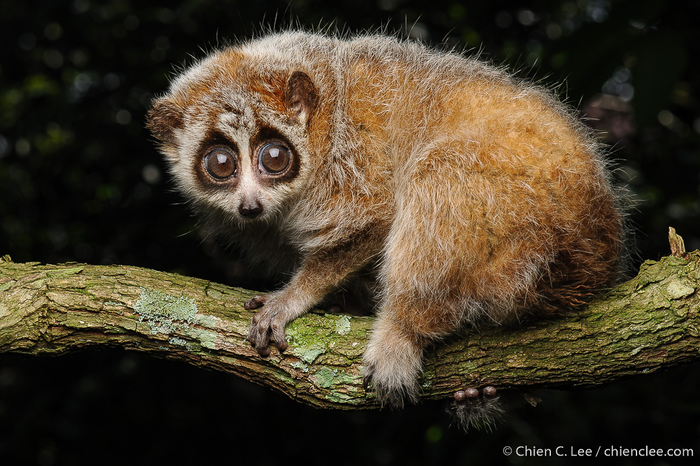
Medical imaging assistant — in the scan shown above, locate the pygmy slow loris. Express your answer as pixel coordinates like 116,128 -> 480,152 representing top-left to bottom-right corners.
147,31 -> 626,429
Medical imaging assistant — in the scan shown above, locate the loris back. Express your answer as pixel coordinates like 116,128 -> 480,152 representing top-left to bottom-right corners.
147,31 -> 625,425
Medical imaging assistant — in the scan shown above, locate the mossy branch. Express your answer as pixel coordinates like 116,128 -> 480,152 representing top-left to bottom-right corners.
1,249 -> 699,410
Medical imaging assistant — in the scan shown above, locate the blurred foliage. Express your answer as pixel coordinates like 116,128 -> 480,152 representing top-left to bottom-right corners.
1,0 -> 699,465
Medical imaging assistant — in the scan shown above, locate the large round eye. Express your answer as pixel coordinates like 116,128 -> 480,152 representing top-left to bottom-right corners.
204,148 -> 237,179
258,143 -> 291,174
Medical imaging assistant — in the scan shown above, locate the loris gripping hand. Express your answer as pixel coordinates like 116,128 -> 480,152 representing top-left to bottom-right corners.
245,293 -> 286,356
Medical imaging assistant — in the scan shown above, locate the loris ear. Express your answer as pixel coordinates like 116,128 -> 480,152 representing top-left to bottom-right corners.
146,97 -> 184,147
285,71 -> 317,126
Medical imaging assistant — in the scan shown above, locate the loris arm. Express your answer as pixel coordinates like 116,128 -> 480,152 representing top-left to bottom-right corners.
246,224 -> 386,356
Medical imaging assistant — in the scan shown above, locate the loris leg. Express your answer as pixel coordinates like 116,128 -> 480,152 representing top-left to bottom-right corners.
362,142 -> 528,405
362,288 -> 468,406
362,301 -> 426,406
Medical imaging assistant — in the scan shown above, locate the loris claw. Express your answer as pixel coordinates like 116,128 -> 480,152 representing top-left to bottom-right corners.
244,295 -> 267,310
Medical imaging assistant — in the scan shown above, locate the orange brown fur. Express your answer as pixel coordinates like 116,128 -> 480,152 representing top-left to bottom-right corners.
147,31 -> 625,412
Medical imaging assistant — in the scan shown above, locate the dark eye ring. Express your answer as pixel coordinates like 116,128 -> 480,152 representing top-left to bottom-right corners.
258,143 -> 291,174
204,148 -> 237,180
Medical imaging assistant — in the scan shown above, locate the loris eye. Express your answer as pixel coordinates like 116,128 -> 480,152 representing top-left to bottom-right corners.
258,143 -> 291,174
204,148 -> 237,179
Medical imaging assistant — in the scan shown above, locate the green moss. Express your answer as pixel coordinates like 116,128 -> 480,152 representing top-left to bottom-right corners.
328,339 -> 365,360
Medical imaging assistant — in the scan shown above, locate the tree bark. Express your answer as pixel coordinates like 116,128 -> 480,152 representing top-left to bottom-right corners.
1,251 -> 698,410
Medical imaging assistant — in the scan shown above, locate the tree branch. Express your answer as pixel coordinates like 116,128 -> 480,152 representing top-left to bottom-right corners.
1,250 -> 699,410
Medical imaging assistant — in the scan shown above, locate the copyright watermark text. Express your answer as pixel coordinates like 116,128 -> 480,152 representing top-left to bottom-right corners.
503,445 -> 694,458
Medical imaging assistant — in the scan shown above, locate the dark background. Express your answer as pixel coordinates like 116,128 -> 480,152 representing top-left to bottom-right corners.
1,0 -> 699,464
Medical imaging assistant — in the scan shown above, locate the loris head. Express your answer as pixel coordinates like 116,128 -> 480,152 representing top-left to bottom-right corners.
146,46 -> 319,226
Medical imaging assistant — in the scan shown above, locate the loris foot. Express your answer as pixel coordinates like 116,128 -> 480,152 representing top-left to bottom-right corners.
449,386 -> 503,431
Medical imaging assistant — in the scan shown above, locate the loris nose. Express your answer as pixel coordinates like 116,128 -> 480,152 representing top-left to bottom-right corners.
238,201 -> 263,218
